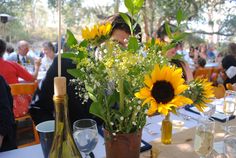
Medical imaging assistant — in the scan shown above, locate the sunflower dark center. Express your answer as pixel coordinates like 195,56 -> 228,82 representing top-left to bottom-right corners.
151,80 -> 175,104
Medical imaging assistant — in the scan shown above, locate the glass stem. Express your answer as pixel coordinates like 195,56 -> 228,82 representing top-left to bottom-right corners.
225,116 -> 230,132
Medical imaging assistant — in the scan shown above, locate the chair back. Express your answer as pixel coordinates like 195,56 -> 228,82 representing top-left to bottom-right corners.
193,68 -> 212,81
10,82 -> 37,96
9,82 -> 39,148
212,84 -> 225,99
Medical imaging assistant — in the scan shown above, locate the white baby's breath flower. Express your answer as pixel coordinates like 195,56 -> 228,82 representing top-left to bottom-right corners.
129,107 -> 132,110
132,122 -> 137,125
110,122 -> 114,126
112,132 -> 116,136
137,105 -> 141,110
120,116 -> 124,121
137,100 -> 141,104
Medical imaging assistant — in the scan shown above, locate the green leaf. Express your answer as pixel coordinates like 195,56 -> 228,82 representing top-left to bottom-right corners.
124,0 -> 134,14
67,69 -> 84,78
62,52 -> 76,59
90,102 -> 105,121
151,37 -> 155,46
66,29 -> 78,48
79,40 -> 88,48
133,0 -> 144,14
88,92 -> 97,102
85,83 -> 93,93
172,32 -> 188,42
107,92 -> 119,106
128,36 -> 139,52
120,12 -> 132,34
176,9 -> 183,25
164,22 -> 173,39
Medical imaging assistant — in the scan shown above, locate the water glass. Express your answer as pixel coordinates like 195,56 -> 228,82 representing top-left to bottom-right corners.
194,119 -> 215,158
224,126 -> 236,158
223,90 -> 236,130
202,103 -> 216,119
73,119 -> 98,158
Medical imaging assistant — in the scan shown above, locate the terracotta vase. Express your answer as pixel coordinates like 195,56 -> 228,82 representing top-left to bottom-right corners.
161,113 -> 172,144
104,129 -> 142,158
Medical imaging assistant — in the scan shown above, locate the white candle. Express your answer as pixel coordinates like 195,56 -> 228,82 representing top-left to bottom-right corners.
57,0 -> 62,77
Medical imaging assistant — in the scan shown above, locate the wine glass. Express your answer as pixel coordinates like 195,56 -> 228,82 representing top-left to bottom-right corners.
194,119 -> 215,158
223,90 -> 236,131
73,119 -> 98,158
224,126 -> 236,158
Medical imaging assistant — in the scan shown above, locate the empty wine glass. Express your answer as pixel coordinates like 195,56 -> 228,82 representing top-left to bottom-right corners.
223,90 -> 236,131
73,119 -> 98,158
194,119 -> 215,158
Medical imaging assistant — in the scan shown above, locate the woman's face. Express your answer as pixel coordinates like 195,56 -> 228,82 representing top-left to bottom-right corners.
43,47 -> 53,57
111,29 -> 130,47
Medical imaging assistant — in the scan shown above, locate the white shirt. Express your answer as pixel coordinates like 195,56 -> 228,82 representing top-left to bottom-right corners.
41,56 -> 53,71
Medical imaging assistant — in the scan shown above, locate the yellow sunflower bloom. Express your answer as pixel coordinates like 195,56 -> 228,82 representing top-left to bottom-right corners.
195,79 -> 214,112
135,64 -> 193,116
81,23 -> 112,41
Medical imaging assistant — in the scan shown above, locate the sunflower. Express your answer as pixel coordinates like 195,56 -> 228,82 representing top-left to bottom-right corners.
81,23 -> 112,41
186,79 -> 214,112
135,64 -> 193,116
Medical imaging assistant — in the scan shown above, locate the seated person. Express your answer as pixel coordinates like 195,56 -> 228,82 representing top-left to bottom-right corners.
29,13 -> 141,126
7,40 -> 34,65
196,57 -> 206,69
221,55 -> 236,86
0,75 -> 16,152
0,39 -> 41,84
3,44 -> 14,60
156,24 -> 193,82
40,41 -> 55,71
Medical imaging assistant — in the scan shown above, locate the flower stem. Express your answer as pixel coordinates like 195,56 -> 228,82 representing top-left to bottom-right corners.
119,79 -> 124,112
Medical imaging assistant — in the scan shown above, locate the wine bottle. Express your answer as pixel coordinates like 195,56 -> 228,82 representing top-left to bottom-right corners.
49,77 -> 82,158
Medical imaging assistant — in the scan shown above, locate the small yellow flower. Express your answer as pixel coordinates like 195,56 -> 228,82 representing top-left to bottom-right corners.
135,64 -> 193,115
155,38 -> 166,47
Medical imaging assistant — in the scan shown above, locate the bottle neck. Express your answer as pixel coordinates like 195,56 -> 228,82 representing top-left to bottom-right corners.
164,113 -> 170,121
53,95 -> 71,132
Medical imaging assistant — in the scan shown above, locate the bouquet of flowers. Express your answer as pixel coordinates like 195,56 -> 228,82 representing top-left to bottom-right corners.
63,0 -> 214,135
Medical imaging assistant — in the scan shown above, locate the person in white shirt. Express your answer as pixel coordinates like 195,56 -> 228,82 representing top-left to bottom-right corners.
7,40 -> 35,65
40,41 -> 55,71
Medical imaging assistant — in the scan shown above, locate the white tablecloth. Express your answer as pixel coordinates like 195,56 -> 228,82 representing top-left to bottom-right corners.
0,108 -> 201,158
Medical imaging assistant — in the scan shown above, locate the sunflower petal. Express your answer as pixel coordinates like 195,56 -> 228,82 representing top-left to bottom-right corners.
144,75 -> 153,88
135,87 -> 151,99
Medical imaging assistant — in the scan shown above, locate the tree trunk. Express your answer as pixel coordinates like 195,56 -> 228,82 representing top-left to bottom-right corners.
114,0 -> 120,13
142,0 -> 149,41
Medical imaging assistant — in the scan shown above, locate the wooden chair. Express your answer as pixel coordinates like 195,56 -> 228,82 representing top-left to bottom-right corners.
210,68 -> 221,85
212,84 -> 225,99
193,68 -> 212,81
9,82 -> 40,148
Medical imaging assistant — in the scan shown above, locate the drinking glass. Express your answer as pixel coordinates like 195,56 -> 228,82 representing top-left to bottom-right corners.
194,119 -> 215,158
201,103 -> 216,119
73,119 -> 98,158
223,90 -> 236,131
224,126 -> 236,158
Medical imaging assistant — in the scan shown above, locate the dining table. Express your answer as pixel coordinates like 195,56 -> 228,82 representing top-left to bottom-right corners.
0,101 -> 235,158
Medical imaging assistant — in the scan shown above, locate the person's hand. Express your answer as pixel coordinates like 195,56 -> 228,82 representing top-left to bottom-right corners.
34,58 -> 41,69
